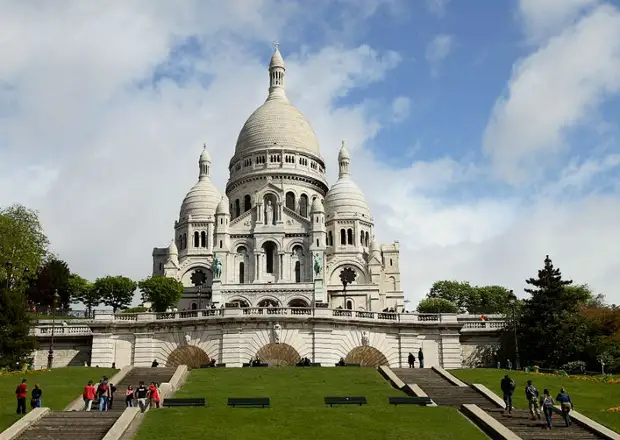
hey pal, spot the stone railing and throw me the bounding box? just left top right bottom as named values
left=31, top=325, right=93, bottom=336
left=458, top=314, right=507, bottom=331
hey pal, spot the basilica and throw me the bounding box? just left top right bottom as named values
left=152, top=45, right=405, bottom=313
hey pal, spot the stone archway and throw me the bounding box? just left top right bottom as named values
left=255, top=343, right=301, bottom=367
left=166, top=345, right=210, bottom=369
left=345, top=346, right=389, bottom=367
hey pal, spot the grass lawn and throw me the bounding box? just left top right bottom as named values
left=452, top=368, right=620, bottom=433
left=135, top=368, right=487, bottom=440
left=0, top=367, right=116, bottom=432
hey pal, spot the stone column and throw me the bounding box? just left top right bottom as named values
left=276, top=202, right=284, bottom=224
left=312, top=324, right=334, bottom=365
left=221, top=326, right=243, bottom=367
left=278, top=252, right=284, bottom=280
left=133, top=332, right=156, bottom=367
left=440, top=331, right=462, bottom=369
left=91, top=333, right=114, bottom=368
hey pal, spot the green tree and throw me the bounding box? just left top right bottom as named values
left=0, top=288, right=36, bottom=369
left=68, top=274, right=101, bottom=318
left=476, top=285, right=513, bottom=315
left=427, top=280, right=512, bottom=314
left=94, top=276, right=137, bottom=313
left=417, top=297, right=459, bottom=314
left=138, top=276, right=184, bottom=312
left=26, top=257, right=71, bottom=310
left=517, top=255, right=588, bottom=368
left=0, top=204, right=49, bottom=288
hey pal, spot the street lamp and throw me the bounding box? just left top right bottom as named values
left=47, top=289, right=60, bottom=370
left=508, top=290, right=521, bottom=370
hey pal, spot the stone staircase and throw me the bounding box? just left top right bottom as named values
left=13, top=367, right=177, bottom=440
left=391, top=368, right=601, bottom=440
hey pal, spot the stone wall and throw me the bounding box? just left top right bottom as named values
left=32, top=338, right=92, bottom=369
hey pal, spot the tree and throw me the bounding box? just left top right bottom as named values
left=26, top=257, right=71, bottom=311
left=417, top=297, right=458, bottom=314
left=94, top=276, right=136, bottom=313
left=138, top=276, right=184, bottom=312
left=517, top=255, right=588, bottom=368
left=69, top=274, right=101, bottom=318
left=0, top=204, right=49, bottom=289
left=426, top=280, right=512, bottom=314
left=0, top=288, right=36, bottom=369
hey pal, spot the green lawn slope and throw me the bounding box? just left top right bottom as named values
left=0, top=367, right=116, bottom=432
left=452, top=368, right=620, bottom=432
left=135, top=368, right=487, bottom=440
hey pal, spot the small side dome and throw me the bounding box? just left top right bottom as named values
left=216, top=196, right=230, bottom=215
left=200, top=147, right=211, bottom=163
left=311, top=197, right=324, bottom=214
left=168, top=240, right=178, bottom=255
left=269, top=44, right=285, bottom=68
left=338, top=143, right=350, bottom=161
left=179, top=180, right=221, bottom=220
left=325, top=178, right=371, bottom=219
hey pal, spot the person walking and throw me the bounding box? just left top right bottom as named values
left=540, top=389, right=555, bottom=429
left=418, top=348, right=424, bottom=368
left=407, top=352, right=415, bottom=368
left=30, top=384, right=43, bottom=409
left=15, top=379, right=27, bottom=415
left=525, top=380, right=540, bottom=420
left=83, top=380, right=97, bottom=411
left=149, top=382, right=161, bottom=408
left=97, top=378, right=110, bottom=411
left=107, top=383, right=117, bottom=410
left=125, top=385, right=135, bottom=407
left=555, top=388, right=573, bottom=427
left=500, top=375, right=515, bottom=414
left=135, top=381, right=149, bottom=413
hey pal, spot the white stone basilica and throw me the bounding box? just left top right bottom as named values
left=152, top=45, right=404, bottom=313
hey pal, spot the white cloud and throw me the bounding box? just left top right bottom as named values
left=426, top=0, right=450, bottom=18
left=391, top=96, right=411, bottom=122
left=426, top=34, right=454, bottom=75
left=519, top=0, right=600, bottom=42
left=483, top=3, right=620, bottom=183
left=1, top=0, right=619, bottom=312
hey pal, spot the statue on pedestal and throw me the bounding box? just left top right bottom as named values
left=213, top=256, right=222, bottom=279
left=273, top=323, right=282, bottom=344
left=313, top=253, right=322, bottom=277
left=265, top=200, right=274, bottom=225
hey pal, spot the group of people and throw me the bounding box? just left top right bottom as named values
left=501, top=375, right=574, bottom=429
left=82, top=376, right=161, bottom=413
left=407, top=348, right=425, bottom=368
left=14, top=379, right=42, bottom=415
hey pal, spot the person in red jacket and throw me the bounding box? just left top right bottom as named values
left=83, top=380, right=97, bottom=411
left=15, top=379, right=28, bottom=415
left=148, top=382, right=160, bottom=408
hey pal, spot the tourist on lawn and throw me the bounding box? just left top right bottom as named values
left=15, top=378, right=27, bottom=415
left=148, top=382, right=161, bottom=408
left=525, top=380, right=540, bottom=420
left=125, top=385, right=135, bottom=407
left=418, top=348, right=424, bottom=368
left=135, top=381, right=149, bottom=413
left=555, top=388, right=573, bottom=427
left=30, top=384, right=43, bottom=409
left=97, top=378, right=110, bottom=411
left=408, top=352, right=415, bottom=368
left=540, top=389, right=555, bottom=429
left=83, top=380, right=97, bottom=411
left=500, top=375, right=515, bottom=414
left=107, top=382, right=117, bottom=410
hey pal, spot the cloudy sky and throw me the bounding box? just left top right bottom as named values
left=1, top=0, right=620, bottom=306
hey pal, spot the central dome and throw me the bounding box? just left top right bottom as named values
left=234, top=97, right=321, bottom=156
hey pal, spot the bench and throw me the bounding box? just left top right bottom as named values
left=334, top=363, right=361, bottom=367
left=296, top=362, right=321, bottom=367
left=242, top=363, right=269, bottom=368
left=200, top=363, right=226, bottom=368
left=388, top=396, right=432, bottom=406
left=227, top=397, right=270, bottom=408
left=324, top=396, right=367, bottom=407
left=162, top=398, right=206, bottom=407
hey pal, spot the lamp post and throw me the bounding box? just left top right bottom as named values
left=509, top=290, right=521, bottom=370
left=197, top=283, right=203, bottom=310
left=47, top=289, right=60, bottom=370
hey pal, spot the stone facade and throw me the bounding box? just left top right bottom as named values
left=151, top=45, right=404, bottom=313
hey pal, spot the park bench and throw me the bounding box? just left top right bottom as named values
left=334, top=363, right=361, bottom=367
left=200, top=363, right=227, bottom=368
left=324, top=396, right=367, bottom=407
left=227, top=397, right=270, bottom=408
left=242, top=362, right=268, bottom=367
left=296, top=362, right=321, bottom=367
left=162, top=398, right=206, bottom=407
left=388, top=396, right=432, bottom=406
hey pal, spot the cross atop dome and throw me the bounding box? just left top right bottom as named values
left=274, top=41, right=279, bottom=50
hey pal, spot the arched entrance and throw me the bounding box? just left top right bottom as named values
left=255, top=343, right=301, bottom=366
left=166, top=345, right=210, bottom=369
left=345, top=346, right=389, bottom=367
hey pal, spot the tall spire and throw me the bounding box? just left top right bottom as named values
left=199, top=144, right=211, bottom=180
left=338, top=140, right=351, bottom=178
left=268, top=41, right=286, bottom=99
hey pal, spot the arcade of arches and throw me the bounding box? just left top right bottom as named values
left=344, top=346, right=389, bottom=367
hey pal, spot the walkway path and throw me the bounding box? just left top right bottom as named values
left=391, top=368, right=601, bottom=440
left=14, top=367, right=177, bottom=440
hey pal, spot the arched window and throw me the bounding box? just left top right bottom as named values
left=264, top=242, right=276, bottom=274
left=194, top=231, right=199, bottom=247
left=244, top=195, right=251, bottom=212
left=340, top=229, right=346, bottom=245
left=365, top=232, right=369, bottom=247
left=239, top=262, right=245, bottom=284
left=346, top=300, right=353, bottom=310
left=347, top=229, right=353, bottom=245
left=294, top=261, right=301, bottom=283
left=182, top=233, right=187, bottom=249
left=360, top=231, right=364, bottom=246
left=299, top=194, right=308, bottom=217
left=285, top=192, right=295, bottom=211
left=328, top=231, right=333, bottom=246
left=191, top=302, right=198, bottom=310
left=200, top=231, right=206, bottom=248
left=234, top=199, right=240, bottom=218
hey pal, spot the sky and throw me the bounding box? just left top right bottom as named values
left=1, top=0, right=620, bottom=307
